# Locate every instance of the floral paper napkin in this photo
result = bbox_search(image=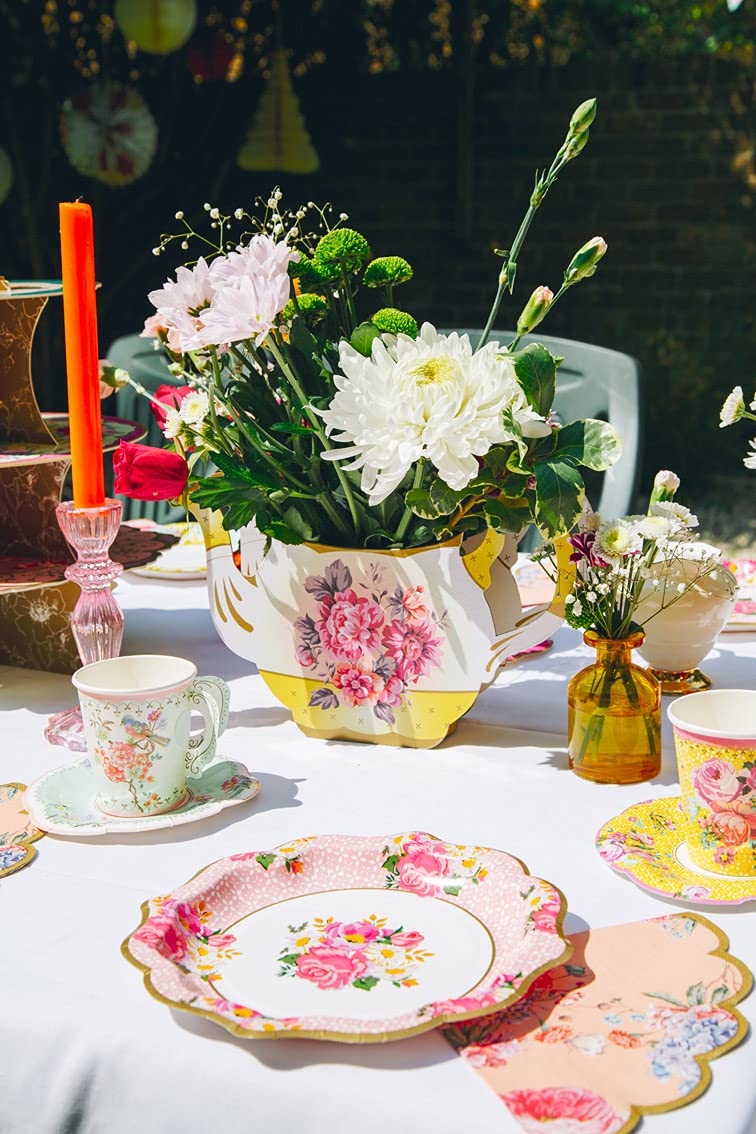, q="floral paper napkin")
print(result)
[0,783,44,878]
[442,913,750,1134]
